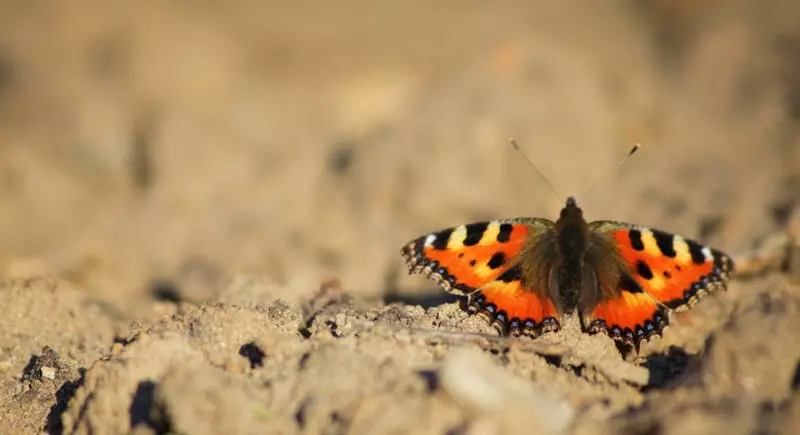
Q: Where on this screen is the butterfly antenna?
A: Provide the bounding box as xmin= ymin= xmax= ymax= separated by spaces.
xmin=580 ymin=143 xmax=641 ymax=200
xmin=509 ymin=138 xmax=562 ymax=203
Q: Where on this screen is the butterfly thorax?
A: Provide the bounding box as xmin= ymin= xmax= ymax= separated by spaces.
xmin=554 ymin=197 xmax=588 ymax=261
xmin=514 ymin=197 xmax=622 ymax=316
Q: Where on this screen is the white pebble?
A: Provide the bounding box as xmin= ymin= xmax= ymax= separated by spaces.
xmin=40 ymin=366 xmax=56 ymax=380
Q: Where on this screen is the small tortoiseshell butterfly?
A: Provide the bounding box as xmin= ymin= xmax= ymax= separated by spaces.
xmin=401 ymin=196 xmax=734 ymax=350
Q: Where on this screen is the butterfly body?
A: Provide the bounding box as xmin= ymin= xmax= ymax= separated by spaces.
xmin=401 ymin=197 xmax=734 ymax=350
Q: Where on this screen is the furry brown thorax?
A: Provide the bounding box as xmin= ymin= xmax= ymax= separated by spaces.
xmin=517 ymin=196 xmax=630 ymax=317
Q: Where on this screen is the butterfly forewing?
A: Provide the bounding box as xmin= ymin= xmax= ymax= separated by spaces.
xmin=589 ymin=221 xmax=734 ymax=309
xmin=584 ymin=220 xmax=734 ymax=347
xmin=401 ymin=218 xmax=560 ymax=335
xmin=401 ymin=218 xmax=552 ymax=294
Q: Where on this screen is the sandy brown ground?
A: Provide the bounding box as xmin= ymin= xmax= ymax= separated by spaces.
xmin=1 ymin=1 xmax=800 ymax=434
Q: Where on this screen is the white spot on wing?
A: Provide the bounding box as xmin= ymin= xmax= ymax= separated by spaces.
xmin=701 ymin=247 xmax=713 ymax=261
xmin=424 ymin=234 xmax=436 ymax=247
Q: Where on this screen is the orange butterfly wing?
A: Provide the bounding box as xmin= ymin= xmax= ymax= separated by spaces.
xmin=584 ymin=221 xmax=735 ymax=347
xmin=584 ymin=287 xmax=669 ymax=347
xmin=401 ymin=219 xmax=559 ymax=336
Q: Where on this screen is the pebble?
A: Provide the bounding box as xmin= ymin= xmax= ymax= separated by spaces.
xmin=110 ymin=342 xmax=125 ymax=357
xmin=224 ymin=361 xmax=245 ymax=373
xmin=440 ymin=347 xmax=574 ymax=434
xmin=40 ymin=366 xmax=56 ymax=380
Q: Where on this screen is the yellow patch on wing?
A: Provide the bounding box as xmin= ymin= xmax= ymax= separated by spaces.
xmin=671 ymin=236 xmax=692 ymax=265
xmin=446 ymin=225 xmax=467 ymax=250
xmin=639 ymin=229 xmax=663 ymax=257
xmin=473 ymin=263 xmax=496 ymax=279
xmin=478 ymin=222 xmax=501 ymax=246
xmin=647 ymin=275 xmax=666 ymax=291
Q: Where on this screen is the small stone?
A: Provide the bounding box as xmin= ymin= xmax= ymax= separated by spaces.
xmin=588 ymin=358 xmax=650 ymax=386
xmin=110 ymin=342 xmax=125 ymax=357
xmin=394 ymin=330 xmax=412 ymax=344
xmin=440 ymin=347 xmax=574 ymax=433
xmin=224 ymin=361 xmax=245 ymax=373
xmin=40 ymin=366 xmax=56 ymax=380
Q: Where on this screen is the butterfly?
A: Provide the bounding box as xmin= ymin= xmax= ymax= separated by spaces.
xmin=401 ymin=196 xmax=734 ymax=351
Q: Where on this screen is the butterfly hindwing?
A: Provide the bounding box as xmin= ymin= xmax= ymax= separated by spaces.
xmin=402 ymin=218 xmax=559 ymax=335
xmin=471 ymin=265 xmax=561 ymax=336
xmin=584 ymin=288 xmax=669 ymax=347
xmin=584 ymin=220 xmax=734 ymax=347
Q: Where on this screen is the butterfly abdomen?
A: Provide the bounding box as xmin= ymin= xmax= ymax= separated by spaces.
xmin=553 ymin=259 xmax=585 ymax=313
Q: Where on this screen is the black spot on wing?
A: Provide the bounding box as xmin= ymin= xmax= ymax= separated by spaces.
xmin=469 ymin=259 xmax=477 ymax=266
xmin=618 ymin=274 xmax=644 ymax=293
xmin=432 ymin=228 xmax=453 ymax=250
xmin=497 ymin=223 xmax=513 ymax=243
xmin=628 ymin=229 xmax=645 ymax=251
xmin=636 ymin=260 xmax=654 ymax=280
xmin=687 ymin=239 xmax=707 ymax=265
xmin=653 ymin=230 xmax=677 ymax=258
xmin=664 ymin=270 xmax=672 ymax=279
xmin=463 ymin=223 xmax=489 ymax=246
xmin=487 ymin=252 xmax=506 ymax=269
xmin=497 ymin=266 xmax=521 ymax=283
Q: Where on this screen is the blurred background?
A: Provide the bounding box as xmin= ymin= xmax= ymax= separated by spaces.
xmin=0 ymin=0 xmax=798 ymax=316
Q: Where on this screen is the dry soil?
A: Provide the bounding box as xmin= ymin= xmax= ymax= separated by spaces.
xmin=1 ymin=1 xmax=800 ymax=434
